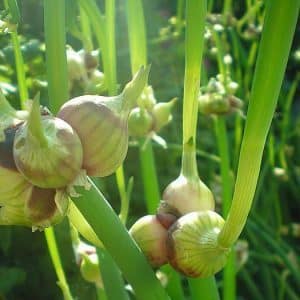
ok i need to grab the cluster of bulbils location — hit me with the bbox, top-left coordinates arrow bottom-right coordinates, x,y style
198,74 -> 243,116
66,46 -> 105,95
0,66 -> 149,230
129,168 -> 231,278
128,86 -> 177,140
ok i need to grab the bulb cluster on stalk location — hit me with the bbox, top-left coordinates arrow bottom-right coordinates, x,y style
128,85 -> 177,147
198,74 -> 243,116
66,46 -> 106,95
129,146 -> 231,278
0,66 -> 149,230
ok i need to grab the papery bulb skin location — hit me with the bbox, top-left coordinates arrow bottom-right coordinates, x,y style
13,99 -> 83,188
0,167 -> 69,229
58,66 -> 150,177
128,107 -> 154,137
0,123 -> 23,170
129,215 -> 168,267
25,186 -> 69,229
167,211 -> 230,278
158,174 -> 215,217
152,98 -> 177,132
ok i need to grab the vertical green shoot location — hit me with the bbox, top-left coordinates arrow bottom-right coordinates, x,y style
183,1 -> 219,299
218,0 -> 300,248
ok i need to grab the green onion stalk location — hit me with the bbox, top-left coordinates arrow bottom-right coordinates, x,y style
182,1 -> 220,299
126,0 -> 185,299
218,0 -> 300,249
43,1 -> 74,299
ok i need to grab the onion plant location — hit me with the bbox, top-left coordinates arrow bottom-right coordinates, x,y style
0,0 -> 299,299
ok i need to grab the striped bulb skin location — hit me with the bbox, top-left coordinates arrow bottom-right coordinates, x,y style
58,95 -> 128,177
167,211 -> 230,278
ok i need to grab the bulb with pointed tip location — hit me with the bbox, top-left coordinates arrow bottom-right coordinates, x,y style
128,107 -> 154,137
80,253 -> 103,288
58,66 -> 150,177
13,97 -> 83,189
153,98 -> 177,131
158,174 -> 215,217
129,215 -> 168,268
167,211 -> 230,278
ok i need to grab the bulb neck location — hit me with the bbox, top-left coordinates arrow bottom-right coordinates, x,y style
180,139 -> 199,180
27,97 -> 48,147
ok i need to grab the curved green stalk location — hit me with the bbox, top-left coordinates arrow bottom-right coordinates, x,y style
218,0 -> 300,248
183,1 -> 219,299
72,180 -> 170,300
210,22 -> 236,300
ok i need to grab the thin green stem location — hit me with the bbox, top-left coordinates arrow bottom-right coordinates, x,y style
105,0 -> 117,95
79,5 -> 93,52
116,166 -> 130,224
44,228 -> 73,300
4,0 -> 28,107
218,0 -> 300,248
126,0 -> 147,73
72,180 -> 169,300
223,0 -> 232,15
44,0 -> 68,113
214,117 -> 235,300
138,140 -> 160,213
279,72 -> 300,169
78,0 -> 116,95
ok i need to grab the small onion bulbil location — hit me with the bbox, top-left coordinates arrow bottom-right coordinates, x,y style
129,215 -> 168,267
167,211 -> 230,278
58,66 -> 150,177
128,107 -> 154,137
13,98 -> 83,189
158,174 -> 215,217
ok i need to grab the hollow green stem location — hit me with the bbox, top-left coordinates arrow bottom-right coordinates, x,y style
44,228 -> 74,300
79,5 -> 93,52
218,0 -> 300,248
183,1 -> 219,299
214,117 -> 235,300
188,277 -> 220,300
126,0 -> 147,73
72,180 -> 169,300
105,0 -> 117,95
44,0 -> 68,113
